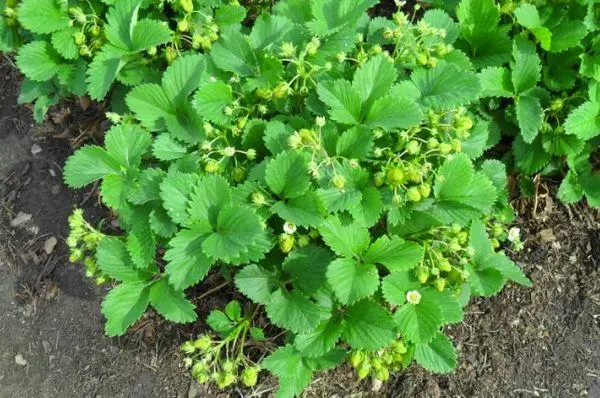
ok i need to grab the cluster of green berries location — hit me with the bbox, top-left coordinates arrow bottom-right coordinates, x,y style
386,11 -> 453,68
349,339 -> 410,382
485,217 -> 523,251
275,222 -> 319,253
3,0 -> 18,27
67,209 -> 107,284
415,223 -> 474,291
68,7 -> 104,57
172,0 -> 222,51
199,124 -> 257,180
181,334 -> 261,389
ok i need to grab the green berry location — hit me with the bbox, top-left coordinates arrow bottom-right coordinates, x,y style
350,351 -> 364,368
433,277 -> 447,292
357,361 -> 371,379
406,187 -> 421,202
241,366 -> 259,387
406,140 -> 420,155
386,167 -> 405,185
193,335 -> 212,350
279,234 -> 295,253
438,258 -> 452,272
427,137 -> 439,149
419,183 -> 431,198
416,266 -> 429,283
180,341 -> 196,354
439,143 -> 453,154
179,0 -> 194,13
332,174 -> 346,190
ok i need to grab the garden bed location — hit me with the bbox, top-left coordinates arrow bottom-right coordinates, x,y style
1,59 -> 599,398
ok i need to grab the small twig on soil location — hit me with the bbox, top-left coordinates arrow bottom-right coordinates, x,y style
79,180 -> 100,206
2,53 -> 16,69
196,280 -> 231,301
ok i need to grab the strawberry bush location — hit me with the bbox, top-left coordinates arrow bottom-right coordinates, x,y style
2,0 -> 598,396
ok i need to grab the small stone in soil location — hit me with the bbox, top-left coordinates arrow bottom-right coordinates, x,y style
43,236 -> 58,254
14,354 -> 27,366
30,144 -> 42,155
49,169 -> 56,177
10,211 -> 32,227
42,340 -> 52,354
51,185 -> 60,195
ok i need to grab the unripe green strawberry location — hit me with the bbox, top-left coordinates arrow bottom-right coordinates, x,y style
96,275 -> 108,285
383,27 -> 394,39
273,82 -> 290,98
419,183 -> 431,198
382,352 -> 393,365
165,47 -> 177,64
406,187 -> 421,202
350,351 -> 364,368
308,230 -> 320,239
221,360 -> 236,373
90,25 -> 101,37
215,372 -> 236,389
550,98 -> 563,112
374,172 -> 385,186
180,341 -> 196,354
406,140 -> 420,154
415,266 -> 429,283
395,341 -> 408,354
204,160 -> 219,173
147,46 -> 157,56
74,32 -> 86,45
457,231 -> 468,244
193,335 -> 212,350
357,361 -> 371,379
69,7 -> 87,24
241,366 -> 259,387
178,19 -> 189,32
492,224 -> 504,237
386,167 -> 404,186
416,53 -> 428,65
375,366 -> 390,381
279,234 -> 295,253
332,174 -> 346,190
196,372 -> 209,384
427,137 -> 439,149
491,238 -> 500,249
466,246 -> 476,257
256,88 -> 273,100
192,33 -> 203,49
251,192 -> 266,206
392,352 -> 404,364
451,139 -> 462,152
297,234 -> 310,247
233,167 -> 246,182
428,56 -> 438,68
433,277 -> 446,292
405,167 -> 421,183
430,266 -> 439,276
449,239 -> 462,252
191,362 -> 207,378
371,358 -> 383,371
179,0 -> 194,13
306,37 -> 321,55
439,142 -> 453,154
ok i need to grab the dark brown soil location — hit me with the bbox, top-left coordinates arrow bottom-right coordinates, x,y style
1,58 -> 599,398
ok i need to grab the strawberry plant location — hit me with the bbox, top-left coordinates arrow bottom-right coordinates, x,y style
1,0 -> 568,396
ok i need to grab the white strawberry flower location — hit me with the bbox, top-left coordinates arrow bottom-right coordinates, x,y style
406,290 -> 422,305
223,147 -> 236,157
283,222 -> 297,235
507,227 -> 521,242
315,116 -> 326,127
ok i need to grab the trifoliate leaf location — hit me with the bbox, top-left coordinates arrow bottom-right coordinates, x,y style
210,31 -> 258,76
341,299 -> 396,351
295,317 -> 344,357
263,345 -> 313,398
63,146 -> 120,188
308,0 -> 378,36
272,192 -> 326,228
411,62 -> 481,108
283,245 -> 333,295
348,186 -> 383,228
317,79 -> 362,125
100,173 -> 132,210
164,226 -> 214,291
202,205 -> 263,262
126,83 -> 172,131
235,264 -> 276,305
159,171 -> 199,225
104,0 -> 142,49
318,216 -> 370,258
206,310 -> 236,337
101,282 -> 150,337
266,289 -> 328,334
16,41 -> 62,82
511,38 -> 541,95
326,258 -> 379,305
97,236 -> 154,282
86,46 -> 127,100
104,124 -> 152,168
17,0 -> 70,34
161,53 -> 207,107
265,151 -> 311,199
394,288 -> 443,344
188,174 -> 232,226
192,80 -> 232,125
415,332 -> 457,373
564,101 -> 600,140
352,54 -> 397,108
149,279 -> 197,323
363,236 -> 424,272
152,134 -> 188,161
478,67 -> 513,98
516,95 -> 543,143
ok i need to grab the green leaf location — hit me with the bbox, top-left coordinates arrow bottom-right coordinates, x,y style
126,84 -> 172,131
17,0 -> 70,34
381,271 -> 420,306
149,279 -> 197,323
457,0 -> 500,41
51,27 -> 79,60
423,9 -> 459,44
478,67 -> 513,97
164,226 -> 214,291
326,258 -> 379,305
104,0 -> 141,49
149,208 -> 177,238
467,265 -> 505,296
564,101 -> 600,140
318,216 -> 370,258
411,62 -> 481,107
513,135 -> 551,174
295,317 -> 344,357
336,126 -> 373,160
511,38 -> 541,95
126,213 -> 156,269
206,310 -> 235,337
161,53 -> 207,107
364,94 -> 423,130
86,46 -> 127,100
263,345 -> 313,398
100,173 -> 132,210
250,14 -> 294,51
210,31 -> 258,76
97,236 -> 153,282
63,146 -> 120,188
352,54 -> 397,107
516,95 -> 543,143
283,245 -> 333,295
16,41 -> 62,82
235,264 -> 276,305
513,4 -> 552,51
130,19 -> 172,51
152,134 -> 188,161
101,282 -> 150,337
159,172 -> 198,225
201,205 -> 263,261
414,332 -> 457,373
225,300 -> 242,321
341,299 -> 396,351
265,151 -> 311,199
308,0 -> 378,36
188,174 -> 232,226
394,288 -> 443,344
317,79 -> 362,125
490,253 -> 531,287
192,80 -> 233,125
266,289 -> 328,334
558,171 -> 584,204
104,124 -> 152,167
362,236 -> 424,272
549,20 -> 588,53
271,192 -> 325,228
264,120 -> 294,155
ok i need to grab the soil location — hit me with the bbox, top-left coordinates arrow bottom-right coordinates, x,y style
1,58 -> 599,398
